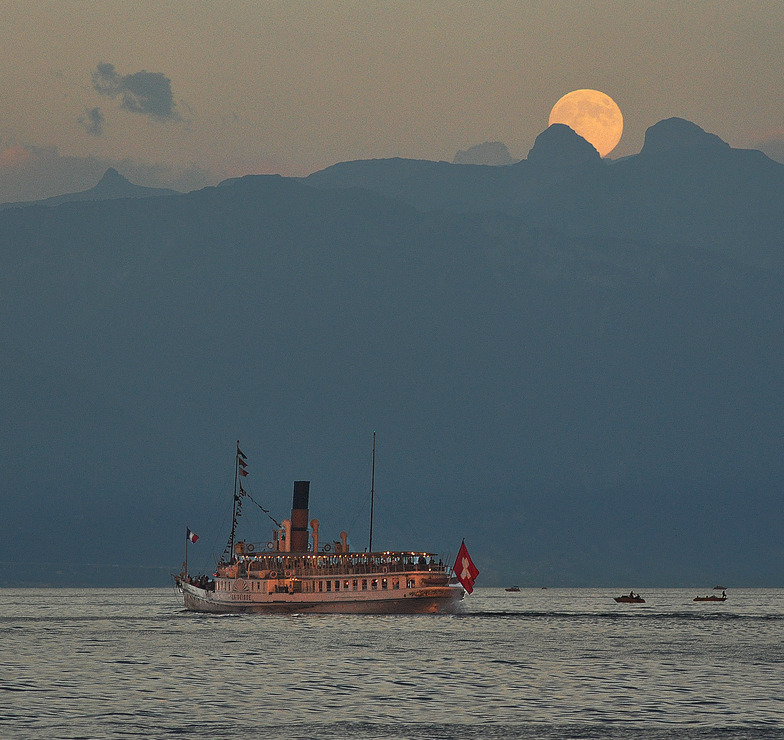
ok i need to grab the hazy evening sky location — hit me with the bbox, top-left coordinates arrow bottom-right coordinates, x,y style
1,1 -> 783,199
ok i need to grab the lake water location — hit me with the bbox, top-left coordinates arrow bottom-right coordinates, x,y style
1,587 -> 782,739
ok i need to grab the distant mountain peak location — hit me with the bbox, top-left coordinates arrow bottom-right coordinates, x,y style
92,167 -> 134,194
98,167 -> 125,182
453,141 -> 516,166
72,167 -> 180,201
0,167 -> 180,210
641,117 -> 730,157
526,124 -> 602,167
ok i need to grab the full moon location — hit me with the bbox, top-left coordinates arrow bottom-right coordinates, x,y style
548,89 -> 623,157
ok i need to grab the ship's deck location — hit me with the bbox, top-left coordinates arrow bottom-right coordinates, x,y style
217,551 -> 447,578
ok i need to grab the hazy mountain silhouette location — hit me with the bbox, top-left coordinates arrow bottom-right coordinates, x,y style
526,123 -> 602,166
0,167 -> 179,210
1,120 -> 782,587
641,117 -> 730,156
307,118 -> 784,269
453,141 -> 516,166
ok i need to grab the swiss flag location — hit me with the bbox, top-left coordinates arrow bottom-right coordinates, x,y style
454,541 -> 479,594
187,527 -> 199,543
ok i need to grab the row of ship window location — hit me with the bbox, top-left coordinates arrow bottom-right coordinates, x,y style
216,578 -> 418,593
312,577 -> 417,592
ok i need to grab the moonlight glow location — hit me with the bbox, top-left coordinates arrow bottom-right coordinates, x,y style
548,89 -> 624,157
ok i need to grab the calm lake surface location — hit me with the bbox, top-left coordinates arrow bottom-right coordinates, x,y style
1,587 -> 782,739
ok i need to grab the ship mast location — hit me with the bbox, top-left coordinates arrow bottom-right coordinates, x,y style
369,431 -> 376,552
229,440 -> 240,561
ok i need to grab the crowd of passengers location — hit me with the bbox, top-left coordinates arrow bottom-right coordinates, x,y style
229,555 -> 443,570
185,574 -> 215,590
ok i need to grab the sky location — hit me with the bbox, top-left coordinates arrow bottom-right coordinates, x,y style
1,1 -> 783,201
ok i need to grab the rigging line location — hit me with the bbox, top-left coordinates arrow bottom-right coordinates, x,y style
345,496 -> 370,538
341,471 -> 374,537
197,475 -> 238,573
241,489 -> 282,528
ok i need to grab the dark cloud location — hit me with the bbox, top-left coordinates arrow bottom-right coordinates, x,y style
92,62 -> 180,122
78,107 -> 105,136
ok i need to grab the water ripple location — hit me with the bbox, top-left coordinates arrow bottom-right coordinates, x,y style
0,588 -> 782,739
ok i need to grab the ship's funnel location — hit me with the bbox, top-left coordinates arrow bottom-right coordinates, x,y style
290,481 -> 310,552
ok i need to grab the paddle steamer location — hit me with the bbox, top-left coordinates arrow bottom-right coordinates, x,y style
175,444 -> 469,614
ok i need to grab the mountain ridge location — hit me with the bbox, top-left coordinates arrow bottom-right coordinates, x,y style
0,118 -> 782,586
0,167 -> 180,210
306,117 -> 784,269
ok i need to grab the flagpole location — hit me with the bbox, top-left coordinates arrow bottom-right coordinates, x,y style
185,527 -> 189,579
369,431 -> 376,553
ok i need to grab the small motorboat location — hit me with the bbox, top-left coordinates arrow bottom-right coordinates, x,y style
614,593 -> 645,603
694,594 -> 727,602
505,586 -> 521,592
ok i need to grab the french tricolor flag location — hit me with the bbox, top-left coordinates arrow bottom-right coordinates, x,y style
187,527 -> 199,543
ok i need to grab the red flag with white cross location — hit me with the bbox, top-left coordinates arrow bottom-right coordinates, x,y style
454,540 -> 479,594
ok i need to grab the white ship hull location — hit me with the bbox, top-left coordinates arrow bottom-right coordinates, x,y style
180,580 -> 464,614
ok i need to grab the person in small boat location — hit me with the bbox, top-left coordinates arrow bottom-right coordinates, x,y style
722,590 -> 726,598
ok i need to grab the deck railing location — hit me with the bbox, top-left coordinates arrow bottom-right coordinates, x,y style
223,554 -> 447,579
